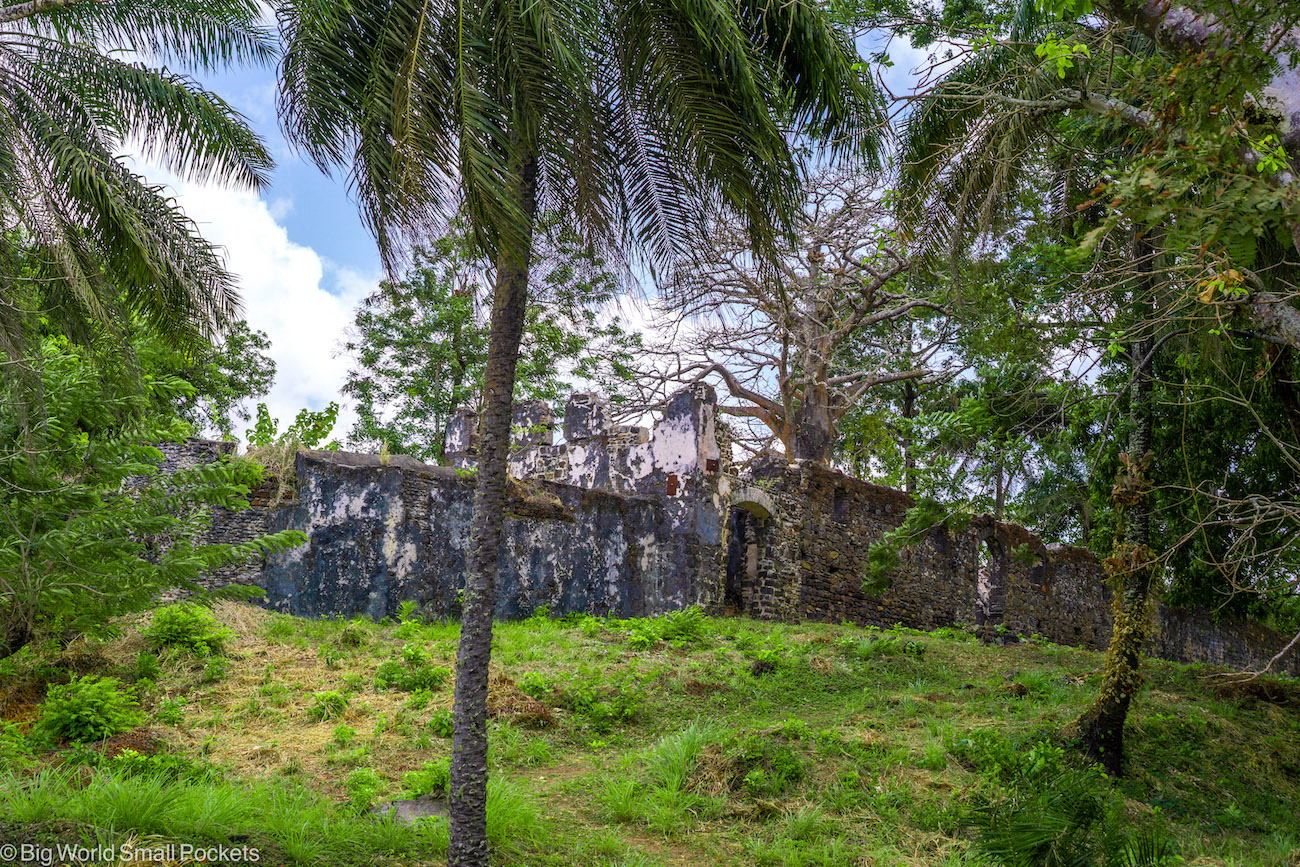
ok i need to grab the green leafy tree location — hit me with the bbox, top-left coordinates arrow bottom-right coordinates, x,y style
276,0 -> 882,860
137,319 -> 277,439
0,339 -> 304,660
882,0 -> 1168,772
343,218 -> 641,463
245,401 -> 340,450
0,0 -> 275,374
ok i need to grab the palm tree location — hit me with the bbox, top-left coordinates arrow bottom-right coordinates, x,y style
0,0 -> 275,370
276,0 -> 881,861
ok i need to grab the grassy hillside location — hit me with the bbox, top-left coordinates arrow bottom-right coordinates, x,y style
1,602 -> 1297,866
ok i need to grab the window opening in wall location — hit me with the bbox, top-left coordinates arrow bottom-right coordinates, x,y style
832,488 -> 850,524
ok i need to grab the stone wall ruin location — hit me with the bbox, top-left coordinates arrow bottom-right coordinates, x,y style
171,385 -> 1300,677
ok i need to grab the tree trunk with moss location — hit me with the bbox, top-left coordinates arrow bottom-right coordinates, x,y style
1073,231 -> 1157,776
448,147 -> 538,867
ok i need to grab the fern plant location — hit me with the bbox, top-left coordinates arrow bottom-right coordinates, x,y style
38,677 -> 143,744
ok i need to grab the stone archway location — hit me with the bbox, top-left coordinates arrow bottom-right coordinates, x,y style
724,485 -> 777,616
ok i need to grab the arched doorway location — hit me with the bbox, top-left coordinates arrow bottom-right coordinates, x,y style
724,485 -> 776,616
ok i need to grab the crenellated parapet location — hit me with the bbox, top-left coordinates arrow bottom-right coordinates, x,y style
446,386 -> 726,502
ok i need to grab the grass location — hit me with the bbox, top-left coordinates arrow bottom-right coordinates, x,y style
0,602 -> 1297,866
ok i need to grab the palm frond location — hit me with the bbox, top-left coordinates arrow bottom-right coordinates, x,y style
28,0 -> 277,71
0,0 -> 274,376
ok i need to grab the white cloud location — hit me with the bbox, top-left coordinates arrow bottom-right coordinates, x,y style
267,196 -> 294,221
143,170 -> 378,445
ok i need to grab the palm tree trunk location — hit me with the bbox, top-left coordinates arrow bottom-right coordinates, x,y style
448,148 -> 538,867
1074,229 -> 1156,775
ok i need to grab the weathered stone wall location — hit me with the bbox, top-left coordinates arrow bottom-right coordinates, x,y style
1154,604 -> 1299,675
153,440 -> 274,589
155,439 -> 236,472
173,384 -> 1299,678
448,386 -> 729,613
719,460 -> 1297,676
258,450 -> 663,621
732,461 -> 979,630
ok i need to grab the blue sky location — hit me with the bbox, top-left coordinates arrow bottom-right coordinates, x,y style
134,33 -> 932,446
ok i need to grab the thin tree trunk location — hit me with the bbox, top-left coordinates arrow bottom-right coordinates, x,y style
1074,229 -> 1157,776
448,148 -> 538,867
902,379 -> 916,494
994,458 -> 1005,520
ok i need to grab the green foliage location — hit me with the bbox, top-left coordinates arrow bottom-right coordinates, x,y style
38,676 -> 143,744
132,651 -> 161,682
725,732 -> 806,798
397,600 -> 423,624
145,603 -> 233,657
374,644 -> 451,692
138,321 -> 276,439
201,656 -> 229,683
333,724 -> 357,747
242,401 -> 342,504
0,340 -> 305,659
402,758 -> 451,797
972,763 -> 1178,867
0,721 -> 32,771
624,606 -> 712,649
560,674 -> 645,732
341,218 -> 643,462
862,498 -> 966,592
344,767 -> 385,811
306,690 -> 349,722
428,709 -> 455,738
154,698 -> 187,727
837,629 -> 925,659
107,749 -> 218,784
0,0 -> 275,383
517,671 -> 556,700
246,401 -> 340,450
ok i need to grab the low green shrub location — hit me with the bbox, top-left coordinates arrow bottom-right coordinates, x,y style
428,709 -> 454,738
375,644 -> 451,692
108,749 -> 218,783
307,690 -> 349,722
0,721 -> 32,771
402,758 -> 451,797
345,767 -> 385,811
563,678 -> 643,732
39,676 -> 143,743
837,629 -> 924,660
725,732 -> 805,798
132,650 -> 161,681
517,671 -> 556,700
145,604 -> 233,656
971,763 -> 1178,867
625,606 -> 712,649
